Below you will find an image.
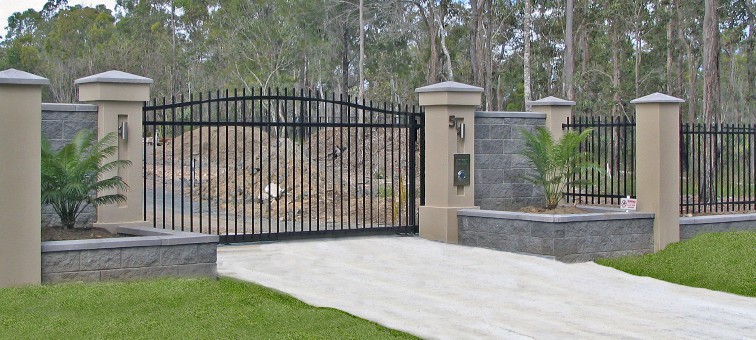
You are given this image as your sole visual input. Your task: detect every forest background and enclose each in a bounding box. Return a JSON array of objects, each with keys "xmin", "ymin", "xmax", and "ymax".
[{"xmin": 1, "ymin": 0, "xmax": 753, "ymax": 124}]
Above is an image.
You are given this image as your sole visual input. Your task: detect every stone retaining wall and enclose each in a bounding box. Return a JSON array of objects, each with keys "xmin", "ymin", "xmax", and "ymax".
[
  {"xmin": 679, "ymin": 214, "xmax": 756, "ymax": 240},
  {"xmin": 474, "ymin": 112, "xmax": 545, "ymax": 211},
  {"xmin": 41, "ymin": 226, "xmax": 218, "ymax": 284},
  {"xmin": 41, "ymin": 103, "xmax": 99, "ymax": 228},
  {"xmin": 458, "ymin": 209, "xmax": 654, "ymax": 263}
]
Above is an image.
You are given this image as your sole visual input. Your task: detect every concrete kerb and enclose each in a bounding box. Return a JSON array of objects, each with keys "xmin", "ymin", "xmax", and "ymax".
[{"xmin": 42, "ymin": 226, "xmax": 219, "ymax": 252}]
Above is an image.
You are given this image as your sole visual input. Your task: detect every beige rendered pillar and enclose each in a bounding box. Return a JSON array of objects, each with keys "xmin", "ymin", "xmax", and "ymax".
[
  {"xmin": 631, "ymin": 93, "xmax": 684, "ymax": 251},
  {"xmin": 75, "ymin": 71, "xmax": 153, "ymax": 227},
  {"xmin": 416, "ymin": 81, "xmax": 483, "ymax": 243},
  {"xmin": 528, "ymin": 96, "xmax": 575, "ymax": 140},
  {"xmin": 0, "ymin": 69, "xmax": 49, "ymax": 287}
]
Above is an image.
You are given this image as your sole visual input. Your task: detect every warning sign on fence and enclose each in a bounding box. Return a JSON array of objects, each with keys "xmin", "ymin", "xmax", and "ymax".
[{"xmin": 620, "ymin": 197, "xmax": 637, "ymax": 211}]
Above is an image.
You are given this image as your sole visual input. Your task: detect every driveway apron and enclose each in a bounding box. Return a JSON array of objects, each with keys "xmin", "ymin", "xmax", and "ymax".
[{"xmin": 217, "ymin": 236, "xmax": 756, "ymax": 339}]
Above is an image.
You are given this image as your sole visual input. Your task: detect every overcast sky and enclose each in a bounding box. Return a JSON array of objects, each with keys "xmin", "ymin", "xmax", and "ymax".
[{"xmin": 1, "ymin": 0, "xmax": 117, "ymax": 38}]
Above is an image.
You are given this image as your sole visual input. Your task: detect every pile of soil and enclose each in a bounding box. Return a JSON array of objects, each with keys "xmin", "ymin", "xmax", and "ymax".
[
  {"xmin": 42, "ymin": 227, "xmax": 123, "ymax": 241},
  {"xmin": 148, "ymin": 125, "xmax": 420, "ymax": 224},
  {"xmin": 520, "ymin": 206, "xmax": 591, "ymax": 214}
]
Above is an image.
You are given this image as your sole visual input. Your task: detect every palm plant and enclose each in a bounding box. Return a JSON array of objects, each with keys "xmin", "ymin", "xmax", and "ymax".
[
  {"xmin": 41, "ymin": 130, "xmax": 131, "ymax": 229},
  {"xmin": 520, "ymin": 127, "xmax": 599, "ymax": 209}
]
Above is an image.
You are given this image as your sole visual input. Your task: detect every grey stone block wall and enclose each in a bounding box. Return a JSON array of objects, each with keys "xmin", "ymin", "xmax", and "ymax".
[
  {"xmin": 680, "ymin": 214, "xmax": 756, "ymax": 240},
  {"xmin": 41, "ymin": 227, "xmax": 218, "ymax": 284},
  {"xmin": 41, "ymin": 103, "xmax": 98, "ymax": 228},
  {"xmin": 474, "ymin": 112, "xmax": 546, "ymax": 211},
  {"xmin": 458, "ymin": 209, "xmax": 654, "ymax": 263}
]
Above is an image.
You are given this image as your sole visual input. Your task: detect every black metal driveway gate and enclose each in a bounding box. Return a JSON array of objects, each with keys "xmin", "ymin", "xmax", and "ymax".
[{"xmin": 143, "ymin": 88, "xmax": 423, "ymax": 243}]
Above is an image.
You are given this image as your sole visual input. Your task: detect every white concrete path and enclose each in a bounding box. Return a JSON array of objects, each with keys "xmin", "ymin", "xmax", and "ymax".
[{"xmin": 218, "ymin": 236, "xmax": 756, "ymax": 339}]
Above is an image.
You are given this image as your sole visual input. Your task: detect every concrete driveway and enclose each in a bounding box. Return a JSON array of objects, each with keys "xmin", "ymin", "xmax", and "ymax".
[{"xmin": 217, "ymin": 236, "xmax": 756, "ymax": 339}]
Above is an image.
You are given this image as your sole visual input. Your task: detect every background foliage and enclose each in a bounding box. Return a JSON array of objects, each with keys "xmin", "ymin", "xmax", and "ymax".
[{"xmin": 1, "ymin": 0, "xmax": 753, "ymax": 123}]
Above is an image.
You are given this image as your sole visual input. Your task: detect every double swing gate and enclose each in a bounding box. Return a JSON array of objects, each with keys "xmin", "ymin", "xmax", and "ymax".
[{"xmin": 143, "ymin": 88, "xmax": 424, "ymax": 243}]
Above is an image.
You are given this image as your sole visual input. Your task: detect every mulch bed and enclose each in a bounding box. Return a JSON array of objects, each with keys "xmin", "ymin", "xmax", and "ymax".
[
  {"xmin": 42, "ymin": 227, "xmax": 124, "ymax": 241},
  {"xmin": 520, "ymin": 206, "xmax": 590, "ymax": 214}
]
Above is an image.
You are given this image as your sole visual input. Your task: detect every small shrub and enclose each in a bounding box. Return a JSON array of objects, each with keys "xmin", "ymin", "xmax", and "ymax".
[
  {"xmin": 520, "ymin": 127, "xmax": 600, "ymax": 209},
  {"xmin": 41, "ymin": 130, "xmax": 131, "ymax": 229}
]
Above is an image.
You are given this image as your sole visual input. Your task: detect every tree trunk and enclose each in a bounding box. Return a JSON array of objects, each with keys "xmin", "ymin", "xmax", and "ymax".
[
  {"xmin": 729, "ymin": 45, "xmax": 740, "ymax": 122},
  {"xmin": 524, "ymin": 0, "xmax": 532, "ymax": 110},
  {"xmin": 341, "ymin": 25, "xmax": 350, "ymax": 96},
  {"xmin": 470, "ymin": 0, "xmax": 480, "ymax": 86},
  {"xmin": 701, "ymin": 0, "xmax": 721, "ymax": 204},
  {"xmin": 439, "ymin": 16, "xmax": 454, "ymax": 81},
  {"xmin": 358, "ymin": 0, "xmax": 365, "ymax": 102},
  {"xmin": 484, "ymin": 0, "xmax": 493, "ymax": 110},
  {"xmin": 746, "ymin": 2, "xmax": 755, "ymax": 120},
  {"xmin": 564, "ymin": 0, "xmax": 574, "ymax": 100},
  {"xmin": 633, "ymin": 4, "xmax": 642, "ymax": 98},
  {"xmin": 611, "ymin": 24, "xmax": 621, "ymax": 117},
  {"xmin": 703, "ymin": 0, "xmax": 720, "ymax": 126},
  {"xmin": 687, "ymin": 42, "xmax": 697, "ymax": 125},
  {"xmin": 416, "ymin": 0, "xmax": 438, "ymax": 84},
  {"xmin": 674, "ymin": 0, "xmax": 684, "ymax": 101}
]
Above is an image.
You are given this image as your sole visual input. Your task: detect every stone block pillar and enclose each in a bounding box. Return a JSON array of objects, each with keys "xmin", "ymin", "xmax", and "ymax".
[
  {"xmin": 0, "ymin": 69, "xmax": 49, "ymax": 287},
  {"xmin": 631, "ymin": 93, "xmax": 684, "ymax": 251},
  {"xmin": 416, "ymin": 81, "xmax": 483, "ymax": 243},
  {"xmin": 75, "ymin": 71, "xmax": 153, "ymax": 227},
  {"xmin": 528, "ymin": 96, "xmax": 575, "ymax": 140}
]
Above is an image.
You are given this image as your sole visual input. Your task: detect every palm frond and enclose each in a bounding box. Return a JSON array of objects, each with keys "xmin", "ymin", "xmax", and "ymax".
[{"xmin": 41, "ymin": 129, "xmax": 131, "ymax": 228}]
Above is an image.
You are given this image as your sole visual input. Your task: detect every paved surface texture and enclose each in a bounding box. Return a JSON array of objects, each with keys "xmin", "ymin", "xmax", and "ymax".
[{"xmin": 218, "ymin": 236, "xmax": 756, "ymax": 339}]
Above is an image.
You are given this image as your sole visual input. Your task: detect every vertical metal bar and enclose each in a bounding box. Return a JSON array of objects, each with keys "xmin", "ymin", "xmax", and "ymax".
[
  {"xmin": 170, "ymin": 95, "xmax": 176, "ymax": 230},
  {"xmin": 215, "ymin": 90, "xmax": 220, "ymax": 234},
  {"xmin": 339, "ymin": 95, "xmax": 345, "ymax": 231},
  {"xmin": 268, "ymin": 88, "xmax": 274, "ymax": 237},
  {"xmin": 392, "ymin": 104, "xmax": 398, "ymax": 226},
  {"xmin": 233, "ymin": 89, "xmax": 238, "ymax": 237},
  {"xmin": 161, "ymin": 97, "xmax": 167, "ymax": 229},
  {"xmin": 224, "ymin": 89, "xmax": 229, "ymax": 236},
  {"xmin": 179, "ymin": 94, "xmax": 186, "ymax": 231},
  {"xmin": 286, "ymin": 89, "xmax": 291, "ymax": 232},
  {"xmin": 383, "ymin": 102, "xmax": 388, "ymax": 226},
  {"xmin": 369, "ymin": 104, "xmax": 375, "ymax": 227},
  {"xmin": 198, "ymin": 92, "xmax": 204, "ymax": 233},
  {"xmin": 333, "ymin": 94, "xmax": 339, "ymax": 230},
  {"xmin": 152, "ymin": 98, "xmax": 158, "ymax": 228},
  {"xmin": 275, "ymin": 88, "xmax": 281, "ymax": 235},
  {"xmin": 315, "ymin": 91, "xmax": 321, "ymax": 232},
  {"xmin": 347, "ymin": 98, "xmax": 353, "ymax": 230},
  {"xmin": 260, "ymin": 87, "xmax": 265, "ymax": 238},
  {"xmin": 306, "ymin": 89, "xmax": 312, "ymax": 232},
  {"xmin": 189, "ymin": 93, "xmax": 195, "ymax": 232},
  {"xmin": 398, "ymin": 105, "xmax": 405, "ymax": 228},
  {"xmin": 142, "ymin": 102, "xmax": 148, "ymax": 223},
  {"xmin": 419, "ymin": 106, "xmax": 425, "ymax": 232},
  {"xmin": 300, "ymin": 89, "xmax": 306, "ymax": 232},
  {"xmin": 242, "ymin": 88, "xmax": 247, "ymax": 236},
  {"xmin": 408, "ymin": 106, "xmax": 417, "ymax": 230},
  {"xmin": 695, "ymin": 124, "xmax": 701, "ymax": 213},
  {"xmin": 677, "ymin": 120, "xmax": 688, "ymax": 215},
  {"xmin": 358, "ymin": 99, "xmax": 372, "ymax": 228},
  {"xmin": 590, "ymin": 115, "xmax": 596, "ymax": 205}
]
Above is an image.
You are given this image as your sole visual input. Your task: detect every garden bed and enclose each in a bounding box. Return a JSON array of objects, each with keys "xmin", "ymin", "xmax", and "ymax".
[
  {"xmin": 458, "ymin": 207, "xmax": 654, "ymax": 263},
  {"xmin": 41, "ymin": 226, "xmax": 218, "ymax": 284}
]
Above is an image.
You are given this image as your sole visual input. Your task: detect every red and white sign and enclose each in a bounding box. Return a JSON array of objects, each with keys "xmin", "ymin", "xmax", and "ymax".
[{"xmin": 620, "ymin": 197, "xmax": 637, "ymax": 210}]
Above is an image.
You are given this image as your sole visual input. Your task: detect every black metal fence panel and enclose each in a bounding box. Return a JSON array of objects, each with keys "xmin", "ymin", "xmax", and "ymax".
[
  {"xmin": 680, "ymin": 124, "xmax": 756, "ymax": 215},
  {"xmin": 562, "ymin": 115, "xmax": 636, "ymax": 206},
  {"xmin": 143, "ymin": 88, "xmax": 423, "ymax": 243}
]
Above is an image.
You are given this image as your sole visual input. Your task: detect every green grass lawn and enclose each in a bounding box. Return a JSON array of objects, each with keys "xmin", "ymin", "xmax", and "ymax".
[
  {"xmin": 597, "ymin": 231, "xmax": 756, "ymax": 297},
  {"xmin": 0, "ymin": 277, "xmax": 416, "ymax": 339}
]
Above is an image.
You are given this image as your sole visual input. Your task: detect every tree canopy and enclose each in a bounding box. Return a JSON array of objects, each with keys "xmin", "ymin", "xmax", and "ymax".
[{"xmin": 1, "ymin": 0, "xmax": 753, "ymax": 123}]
